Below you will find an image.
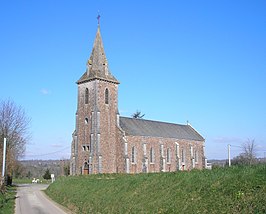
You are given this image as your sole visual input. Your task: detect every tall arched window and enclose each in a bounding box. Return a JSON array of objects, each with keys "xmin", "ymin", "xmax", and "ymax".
[
  {"xmin": 85, "ymin": 88, "xmax": 89, "ymax": 104},
  {"xmin": 190, "ymin": 145, "xmax": 193, "ymax": 158},
  {"xmin": 194, "ymin": 150, "xmax": 198, "ymax": 163},
  {"xmin": 150, "ymin": 147, "xmax": 155, "ymax": 163},
  {"xmin": 105, "ymin": 88, "xmax": 109, "ymax": 104},
  {"xmin": 167, "ymin": 148, "xmax": 171, "ymax": 163},
  {"xmin": 132, "ymin": 146, "xmax": 136, "ymax": 163},
  {"xmin": 175, "ymin": 142, "xmax": 180, "ymax": 158},
  {"xmin": 160, "ymin": 144, "xmax": 164, "ymax": 157},
  {"xmin": 181, "ymin": 148, "xmax": 185, "ymax": 163}
]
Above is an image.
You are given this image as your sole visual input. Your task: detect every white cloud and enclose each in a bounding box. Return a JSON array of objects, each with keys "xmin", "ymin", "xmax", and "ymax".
[
  {"xmin": 50, "ymin": 143, "xmax": 64, "ymax": 148},
  {"xmin": 40, "ymin": 88, "xmax": 51, "ymax": 95}
]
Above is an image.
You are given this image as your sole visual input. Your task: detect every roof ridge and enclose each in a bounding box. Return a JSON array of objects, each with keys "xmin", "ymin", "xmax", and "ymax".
[{"xmin": 187, "ymin": 124, "xmax": 205, "ymax": 141}]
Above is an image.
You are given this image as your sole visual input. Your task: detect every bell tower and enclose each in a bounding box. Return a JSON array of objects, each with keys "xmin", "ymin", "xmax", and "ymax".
[{"xmin": 70, "ymin": 21, "xmax": 119, "ymax": 175}]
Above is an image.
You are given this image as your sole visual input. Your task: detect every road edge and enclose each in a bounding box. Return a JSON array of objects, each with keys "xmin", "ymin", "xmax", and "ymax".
[{"xmin": 40, "ymin": 189, "xmax": 73, "ymax": 214}]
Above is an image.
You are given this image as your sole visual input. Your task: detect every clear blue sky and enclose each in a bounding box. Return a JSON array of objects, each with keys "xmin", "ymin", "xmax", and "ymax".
[{"xmin": 1, "ymin": 0, "xmax": 265, "ymax": 160}]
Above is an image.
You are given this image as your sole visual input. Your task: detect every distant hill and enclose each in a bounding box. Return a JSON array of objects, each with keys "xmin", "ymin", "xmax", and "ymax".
[
  {"xmin": 208, "ymin": 158, "xmax": 266, "ymax": 167},
  {"xmin": 208, "ymin": 159, "xmax": 227, "ymax": 166},
  {"xmin": 18, "ymin": 159, "xmax": 70, "ymax": 179}
]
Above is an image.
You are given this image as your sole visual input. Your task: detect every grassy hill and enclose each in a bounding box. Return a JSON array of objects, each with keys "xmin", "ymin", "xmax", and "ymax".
[{"xmin": 45, "ymin": 164, "xmax": 266, "ymax": 213}]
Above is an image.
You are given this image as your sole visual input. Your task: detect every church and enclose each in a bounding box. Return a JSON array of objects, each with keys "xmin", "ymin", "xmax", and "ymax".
[{"xmin": 70, "ymin": 22, "xmax": 206, "ymax": 175}]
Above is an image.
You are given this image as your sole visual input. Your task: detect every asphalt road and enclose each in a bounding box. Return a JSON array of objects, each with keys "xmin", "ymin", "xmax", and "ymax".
[{"xmin": 15, "ymin": 184, "xmax": 70, "ymax": 214}]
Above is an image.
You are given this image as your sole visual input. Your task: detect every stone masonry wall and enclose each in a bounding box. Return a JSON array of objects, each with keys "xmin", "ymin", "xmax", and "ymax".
[
  {"xmin": 97, "ymin": 80, "xmax": 119, "ymax": 173},
  {"xmin": 125, "ymin": 135, "xmax": 205, "ymax": 173},
  {"xmin": 75, "ymin": 80, "xmax": 95, "ymax": 174}
]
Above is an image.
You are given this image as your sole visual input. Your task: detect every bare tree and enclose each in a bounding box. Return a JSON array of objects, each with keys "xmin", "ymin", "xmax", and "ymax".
[
  {"xmin": 232, "ymin": 139, "xmax": 257, "ymax": 166},
  {"xmin": 132, "ymin": 110, "xmax": 145, "ymax": 119},
  {"xmin": 0, "ymin": 99, "xmax": 31, "ymax": 175},
  {"xmin": 242, "ymin": 139, "xmax": 257, "ymax": 165}
]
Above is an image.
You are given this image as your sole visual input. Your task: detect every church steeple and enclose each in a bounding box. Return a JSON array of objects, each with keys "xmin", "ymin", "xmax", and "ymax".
[
  {"xmin": 88, "ymin": 26, "xmax": 108, "ymax": 76},
  {"xmin": 73, "ymin": 17, "xmax": 120, "ymax": 175},
  {"xmin": 77, "ymin": 23, "xmax": 119, "ymax": 84}
]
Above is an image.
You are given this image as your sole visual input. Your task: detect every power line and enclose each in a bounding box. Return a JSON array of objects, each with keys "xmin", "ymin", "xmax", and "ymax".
[
  {"xmin": 230, "ymin": 144, "xmax": 266, "ymax": 151},
  {"xmin": 230, "ymin": 144, "xmax": 242, "ymax": 148},
  {"xmin": 25, "ymin": 146, "xmax": 70, "ymax": 157}
]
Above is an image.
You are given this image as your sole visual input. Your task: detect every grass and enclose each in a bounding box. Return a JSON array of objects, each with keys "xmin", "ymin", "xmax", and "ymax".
[
  {"xmin": 45, "ymin": 164, "xmax": 266, "ymax": 213},
  {"xmin": 0, "ymin": 186, "xmax": 16, "ymax": 214}
]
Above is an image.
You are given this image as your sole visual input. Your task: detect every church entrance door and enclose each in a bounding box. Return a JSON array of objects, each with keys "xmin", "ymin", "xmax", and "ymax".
[{"xmin": 83, "ymin": 162, "xmax": 89, "ymax": 175}]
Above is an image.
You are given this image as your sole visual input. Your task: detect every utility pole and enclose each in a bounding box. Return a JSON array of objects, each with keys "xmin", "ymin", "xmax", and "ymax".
[
  {"xmin": 228, "ymin": 144, "xmax": 231, "ymax": 167},
  {"xmin": 1, "ymin": 138, "xmax": 7, "ymax": 187}
]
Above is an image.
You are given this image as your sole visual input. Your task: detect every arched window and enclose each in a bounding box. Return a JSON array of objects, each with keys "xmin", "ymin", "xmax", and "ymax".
[
  {"xmin": 181, "ymin": 148, "xmax": 185, "ymax": 163},
  {"xmin": 175, "ymin": 142, "xmax": 180, "ymax": 158},
  {"xmin": 167, "ymin": 148, "xmax": 171, "ymax": 163},
  {"xmin": 194, "ymin": 150, "xmax": 198, "ymax": 163},
  {"xmin": 105, "ymin": 88, "xmax": 109, "ymax": 104},
  {"xmin": 85, "ymin": 117, "xmax": 89, "ymax": 124},
  {"xmin": 132, "ymin": 146, "xmax": 136, "ymax": 163},
  {"xmin": 143, "ymin": 143, "xmax": 147, "ymax": 156},
  {"xmin": 150, "ymin": 147, "xmax": 155, "ymax": 163},
  {"xmin": 160, "ymin": 144, "xmax": 164, "ymax": 157},
  {"xmin": 190, "ymin": 145, "xmax": 193, "ymax": 158},
  {"xmin": 85, "ymin": 88, "xmax": 89, "ymax": 104}
]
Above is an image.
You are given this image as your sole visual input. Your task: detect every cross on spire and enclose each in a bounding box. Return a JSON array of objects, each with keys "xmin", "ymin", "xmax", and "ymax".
[{"xmin": 97, "ymin": 13, "xmax": 101, "ymax": 25}]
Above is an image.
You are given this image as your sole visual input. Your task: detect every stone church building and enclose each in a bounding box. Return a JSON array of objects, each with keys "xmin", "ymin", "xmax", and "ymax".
[{"xmin": 70, "ymin": 24, "xmax": 206, "ymax": 175}]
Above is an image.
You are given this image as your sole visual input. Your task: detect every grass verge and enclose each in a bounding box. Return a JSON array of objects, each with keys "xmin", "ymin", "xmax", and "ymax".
[
  {"xmin": 45, "ymin": 164, "xmax": 266, "ymax": 213},
  {"xmin": 0, "ymin": 186, "xmax": 16, "ymax": 214}
]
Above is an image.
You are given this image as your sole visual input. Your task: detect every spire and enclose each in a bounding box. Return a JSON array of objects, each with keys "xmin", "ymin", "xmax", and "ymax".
[
  {"xmin": 77, "ymin": 19, "xmax": 119, "ymax": 85},
  {"xmin": 89, "ymin": 26, "xmax": 106, "ymax": 73}
]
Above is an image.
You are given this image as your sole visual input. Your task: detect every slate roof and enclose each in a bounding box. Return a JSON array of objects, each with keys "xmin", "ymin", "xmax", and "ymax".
[
  {"xmin": 77, "ymin": 70, "xmax": 118, "ymax": 84},
  {"xmin": 119, "ymin": 117, "xmax": 204, "ymax": 141},
  {"xmin": 77, "ymin": 26, "xmax": 119, "ymax": 85}
]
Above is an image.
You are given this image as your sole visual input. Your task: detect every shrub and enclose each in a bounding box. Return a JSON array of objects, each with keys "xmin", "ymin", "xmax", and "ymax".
[{"xmin": 43, "ymin": 169, "xmax": 51, "ymax": 180}]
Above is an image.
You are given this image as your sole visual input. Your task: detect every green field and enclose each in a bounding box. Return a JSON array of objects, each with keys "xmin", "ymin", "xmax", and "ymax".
[{"xmin": 45, "ymin": 164, "xmax": 266, "ymax": 213}]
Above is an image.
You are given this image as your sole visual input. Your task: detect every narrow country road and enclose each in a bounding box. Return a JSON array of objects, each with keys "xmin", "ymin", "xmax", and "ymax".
[{"xmin": 15, "ymin": 184, "xmax": 70, "ymax": 214}]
